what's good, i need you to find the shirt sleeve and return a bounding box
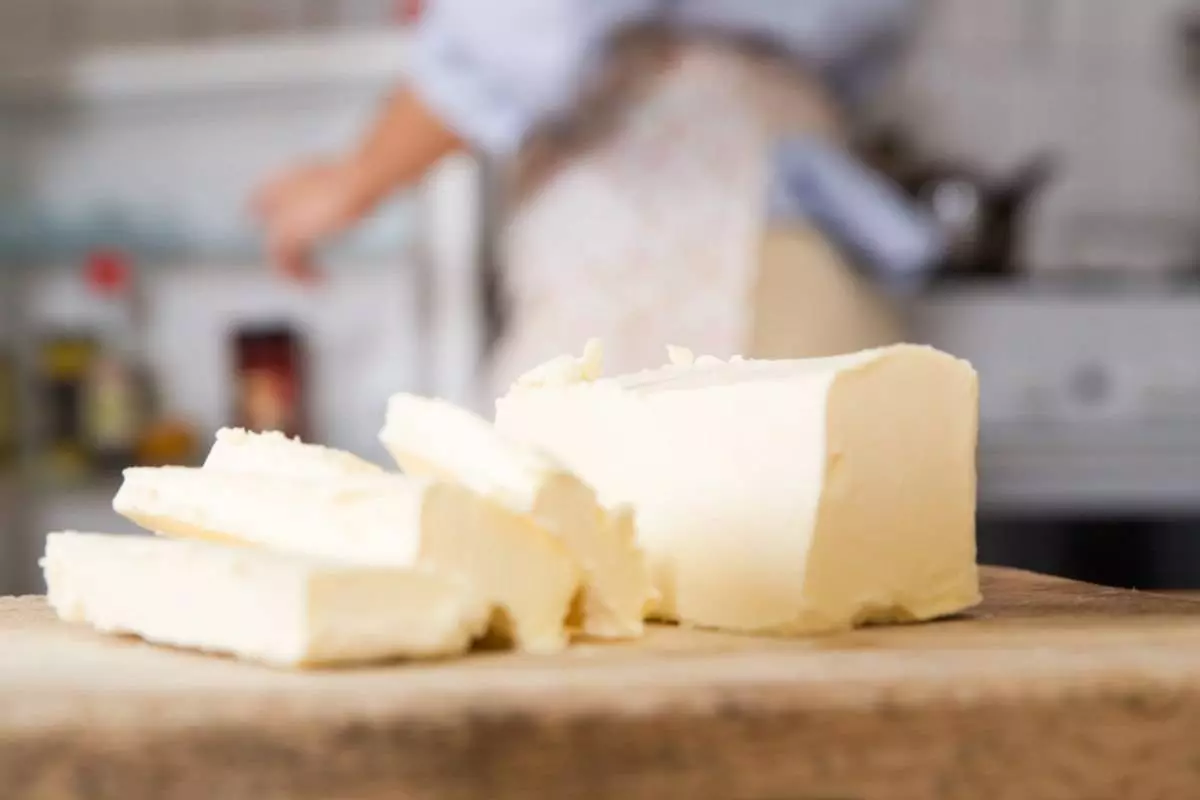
[770,135,944,295]
[408,0,917,157]
[408,0,660,157]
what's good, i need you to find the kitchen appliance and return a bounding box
[913,286,1200,514]
[912,285,1200,589]
[860,127,1057,280]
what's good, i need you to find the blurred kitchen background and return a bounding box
[3,0,1200,595]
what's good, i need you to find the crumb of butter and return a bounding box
[666,345,745,369]
[513,338,605,389]
[666,345,695,367]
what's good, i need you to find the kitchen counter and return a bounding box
[4,567,1200,799]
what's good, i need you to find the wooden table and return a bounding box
[4,567,1200,799]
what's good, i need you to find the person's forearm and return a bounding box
[343,86,466,214]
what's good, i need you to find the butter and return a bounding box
[381,393,655,639]
[496,342,981,634]
[204,428,386,478]
[512,337,604,389]
[665,345,696,367]
[113,468,580,653]
[42,532,491,667]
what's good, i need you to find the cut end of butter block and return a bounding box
[42,532,491,667]
[381,393,654,640]
[496,342,981,635]
[113,467,580,653]
[204,428,387,479]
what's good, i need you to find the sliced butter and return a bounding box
[113,468,579,653]
[495,342,982,635]
[380,393,654,639]
[204,427,387,478]
[42,532,490,667]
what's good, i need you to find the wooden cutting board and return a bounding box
[5,567,1200,800]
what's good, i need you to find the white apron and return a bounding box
[488,33,903,399]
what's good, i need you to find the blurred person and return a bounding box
[255,0,940,398]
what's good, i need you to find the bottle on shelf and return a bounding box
[79,249,152,474]
[36,334,98,484]
[232,324,308,440]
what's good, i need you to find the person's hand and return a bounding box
[252,87,465,280]
[253,160,371,281]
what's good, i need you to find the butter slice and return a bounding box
[42,532,490,667]
[204,428,387,478]
[495,342,981,635]
[113,468,579,653]
[380,394,654,639]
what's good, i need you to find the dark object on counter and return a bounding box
[232,325,307,441]
[858,127,1058,280]
[978,517,1200,592]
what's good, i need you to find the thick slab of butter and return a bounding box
[42,532,490,667]
[380,394,654,639]
[113,468,579,653]
[204,428,386,478]
[495,342,982,635]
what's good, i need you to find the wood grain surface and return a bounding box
[4,567,1200,800]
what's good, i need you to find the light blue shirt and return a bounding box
[410,0,917,156]
[409,0,942,291]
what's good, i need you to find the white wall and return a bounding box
[1,35,418,259]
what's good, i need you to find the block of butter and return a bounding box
[204,427,387,478]
[495,341,982,635]
[380,393,654,639]
[113,468,580,653]
[42,532,491,667]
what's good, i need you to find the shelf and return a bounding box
[0,30,411,104]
